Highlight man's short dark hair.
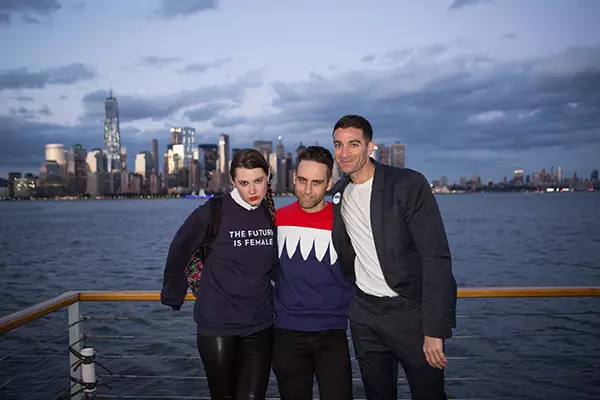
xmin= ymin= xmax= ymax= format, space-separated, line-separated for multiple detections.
xmin=332 ymin=115 xmax=373 ymax=142
xmin=296 ymin=146 xmax=334 ymax=179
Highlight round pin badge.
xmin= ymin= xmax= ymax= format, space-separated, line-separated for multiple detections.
xmin=333 ymin=192 xmax=341 ymax=204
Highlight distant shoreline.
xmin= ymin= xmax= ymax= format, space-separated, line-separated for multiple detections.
xmin=0 ymin=193 xmax=298 ymax=201
xmin=0 ymin=190 xmax=596 ymax=202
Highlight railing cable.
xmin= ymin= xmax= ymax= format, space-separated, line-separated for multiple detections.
xmin=20 ymin=368 xmax=69 ymax=399
xmin=92 ymin=396 xmax=540 ymax=400
xmin=457 ymin=311 xmax=599 ymax=317
xmin=84 ymin=331 xmax=597 ymax=342
xmin=0 ymin=355 xmax=55 ymax=390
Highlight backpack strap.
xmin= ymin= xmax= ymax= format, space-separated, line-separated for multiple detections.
xmin=203 ymin=196 xmax=223 ymax=260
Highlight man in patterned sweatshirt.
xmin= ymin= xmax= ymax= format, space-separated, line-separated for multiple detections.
xmin=272 ymin=146 xmax=355 ymax=400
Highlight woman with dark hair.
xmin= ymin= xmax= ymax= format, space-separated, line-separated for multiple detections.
xmin=161 ymin=148 xmax=277 ymax=400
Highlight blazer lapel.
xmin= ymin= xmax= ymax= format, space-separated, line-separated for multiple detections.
xmin=332 ymin=176 xmax=351 ymax=229
xmin=370 ymin=160 xmax=386 ymax=269
xmin=331 ymin=176 xmax=350 ymax=212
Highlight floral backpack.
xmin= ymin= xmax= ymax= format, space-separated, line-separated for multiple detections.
xmin=184 ymin=196 xmax=223 ymax=297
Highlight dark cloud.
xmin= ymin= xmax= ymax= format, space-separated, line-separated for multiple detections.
xmin=418 ymin=44 xmax=447 ymax=58
xmin=236 ymin=68 xmax=263 ymax=87
xmin=363 ymin=46 xmax=448 ymax=66
xmin=361 ymin=55 xmax=375 ymax=63
xmin=0 ymin=70 xmax=263 ymax=174
xmin=151 ymin=0 xmax=218 ymax=20
xmin=215 ymin=44 xmax=600 ymax=180
xmin=501 ymin=33 xmax=517 ymax=40
xmin=13 ymin=107 xmax=37 ymax=119
xmin=384 ymin=48 xmax=416 ymax=63
xmin=80 ymin=70 xmax=263 ymax=124
xmin=0 ymin=115 xmax=98 ymax=173
xmin=9 ymin=104 xmax=53 ymax=119
xmin=0 ymin=114 xmax=160 ymax=176
xmin=0 ymin=12 xmax=10 ymax=26
xmin=0 ymin=63 xmax=97 ymax=91
xmin=14 ymin=95 xmax=35 ymax=102
xmin=4 ymin=44 xmax=599 ymax=181
xmin=448 ymin=0 xmax=493 ymax=10
xmin=280 ymin=46 xmax=597 ymax=139
xmin=179 ymin=57 xmax=232 ymax=74
xmin=138 ymin=56 xmax=182 ymax=69
xmin=184 ymin=103 xmax=230 ymax=122
xmin=0 ymin=0 xmax=62 ymax=26
xmin=21 ymin=14 xmax=41 ymax=24
xmin=212 ymin=115 xmax=248 ymax=128
xmin=69 ymin=2 xmax=85 ymax=12
xmin=38 ymin=105 xmax=52 ymax=116
xmin=0 ymin=0 xmax=62 ymax=14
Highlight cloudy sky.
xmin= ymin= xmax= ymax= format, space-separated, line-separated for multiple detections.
xmin=1 ymin=0 xmax=599 ymax=182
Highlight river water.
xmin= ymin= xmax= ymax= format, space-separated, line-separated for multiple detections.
xmin=1 ymin=194 xmax=599 ymax=399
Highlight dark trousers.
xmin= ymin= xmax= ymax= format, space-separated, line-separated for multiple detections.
xmin=197 ymin=325 xmax=273 ymax=400
xmin=349 ymin=292 xmax=447 ymax=400
xmin=272 ymin=328 xmax=353 ymax=400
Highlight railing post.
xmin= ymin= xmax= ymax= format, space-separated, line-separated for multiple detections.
xmin=68 ymin=301 xmax=83 ymax=400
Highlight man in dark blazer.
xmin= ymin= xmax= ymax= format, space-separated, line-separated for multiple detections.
xmin=330 ymin=115 xmax=457 ymax=400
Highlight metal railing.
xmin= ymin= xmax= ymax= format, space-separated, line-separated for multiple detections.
xmin=1 ymin=287 xmax=599 ymax=399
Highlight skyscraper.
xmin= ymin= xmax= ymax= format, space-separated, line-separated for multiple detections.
xmin=86 ymin=149 xmax=105 ymax=174
xmin=378 ymin=144 xmax=389 ymax=165
xmin=104 ymin=90 xmax=122 ymax=173
xmin=557 ymin=166 xmax=563 ymax=183
xmin=170 ymin=127 xmax=195 ymax=167
xmin=269 ymin=153 xmax=279 ymax=193
xmin=295 ymin=142 xmax=306 ymax=166
xmin=389 ymin=142 xmax=406 ymax=168
xmin=151 ymin=139 xmax=159 ymax=174
xmin=198 ymin=144 xmax=218 ymax=189
xmin=183 ymin=127 xmax=195 ymax=167
xmin=198 ymin=144 xmax=218 ymax=174
xmin=253 ymin=140 xmax=273 ymax=160
xmin=271 ymin=137 xmax=288 ymax=193
xmin=120 ymin=147 xmax=127 ymax=171
xmin=218 ymin=133 xmax=230 ymax=187
xmin=45 ymin=143 xmax=66 ymax=166
xmin=135 ymin=151 xmax=153 ymax=183
xmin=68 ymin=144 xmax=87 ymax=194
xmin=45 ymin=143 xmax=67 ymax=181
xmin=372 ymin=145 xmax=381 ymax=162
xmin=276 ymin=136 xmax=285 ymax=158
xmin=170 ymin=128 xmax=182 ymax=145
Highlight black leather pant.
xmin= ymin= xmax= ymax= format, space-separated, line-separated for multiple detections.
xmin=197 ymin=325 xmax=273 ymax=400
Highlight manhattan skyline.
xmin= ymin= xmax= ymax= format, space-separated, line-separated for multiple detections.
xmin=1 ymin=0 xmax=599 ymax=182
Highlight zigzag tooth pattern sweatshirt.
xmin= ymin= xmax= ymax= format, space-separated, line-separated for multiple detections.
xmin=274 ymin=201 xmax=355 ymax=331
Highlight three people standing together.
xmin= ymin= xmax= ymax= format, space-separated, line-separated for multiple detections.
xmin=161 ymin=115 xmax=457 ymax=400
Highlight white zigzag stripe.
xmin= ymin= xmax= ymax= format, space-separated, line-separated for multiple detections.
xmin=277 ymin=226 xmax=338 ymax=265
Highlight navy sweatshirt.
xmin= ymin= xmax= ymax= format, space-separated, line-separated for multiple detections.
xmin=161 ymin=191 xmax=277 ymax=336
xmin=274 ymin=201 xmax=355 ymax=331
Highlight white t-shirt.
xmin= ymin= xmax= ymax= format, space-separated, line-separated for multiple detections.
xmin=341 ymin=177 xmax=398 ymax=297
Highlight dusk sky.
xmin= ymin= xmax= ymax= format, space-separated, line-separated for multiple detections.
xmin=1 ymin=0 xmax=599 ymax=182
